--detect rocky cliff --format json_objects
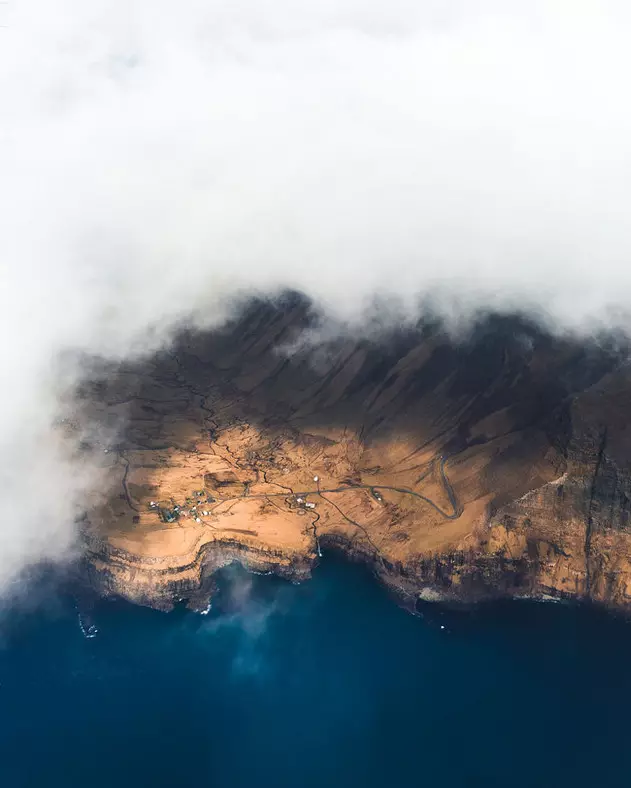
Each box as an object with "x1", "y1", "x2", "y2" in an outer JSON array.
[{"x1": 75, "y1": 297, "x2": 631, "y2": 613}]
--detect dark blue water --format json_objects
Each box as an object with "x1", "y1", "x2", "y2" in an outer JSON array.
[{"x1": 1, "y1": 559, "x2": 631, "y2": 788}]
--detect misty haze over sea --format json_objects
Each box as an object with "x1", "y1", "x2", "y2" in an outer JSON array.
[{"x1": 1, "y1": 559, "x2": 630, "y2": 788}]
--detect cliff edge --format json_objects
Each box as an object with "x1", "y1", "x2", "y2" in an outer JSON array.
[{"x1": 77, "y1": 300, "x2": 631, "y2": 613}]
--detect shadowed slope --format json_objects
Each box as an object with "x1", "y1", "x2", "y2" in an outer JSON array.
[{"x1": 75, "y1": 297, "x2": 631, "y2": 611}]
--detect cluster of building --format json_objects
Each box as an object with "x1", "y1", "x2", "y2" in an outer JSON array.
[{"x1": 149, "y1": 491, "x2": 215, "y2": 525}]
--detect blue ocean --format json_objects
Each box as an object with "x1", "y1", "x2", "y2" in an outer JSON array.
[{"x1": 1, "y1": 558, "x2": 630, "y2": 788}]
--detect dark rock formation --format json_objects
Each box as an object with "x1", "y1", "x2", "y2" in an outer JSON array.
[{"x1": 76, "y1": 297, "x2": 631, "y2": 613}]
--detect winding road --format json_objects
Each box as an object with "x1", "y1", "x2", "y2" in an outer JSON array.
[{"x1": 163, "y1": 454, "x2": 461, "y2": 524}]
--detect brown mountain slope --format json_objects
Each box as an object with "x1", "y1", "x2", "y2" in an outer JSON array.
[{"x1": 77, "y1": 299, "x2": 631, "y2": 612}]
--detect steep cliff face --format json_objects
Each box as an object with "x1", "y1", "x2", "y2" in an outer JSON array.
[
  {"x1": 481, "y1": 366, "x2": 631, "y2": 608},
  {"x1": 76, "y1": 299, "x2": 631, "y2": 612}
]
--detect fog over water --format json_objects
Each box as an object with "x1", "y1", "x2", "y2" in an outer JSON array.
[
  {"x1": 2, "y1": 560, "x2": 631, "y2": 788},
  {"x1": 2, "y1": 1, "x2": 631, "y2": 587}
]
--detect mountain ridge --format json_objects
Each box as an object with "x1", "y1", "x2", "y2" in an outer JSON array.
[{"x1": 75, "y1": 297, "x2": 631, "y2": 612}]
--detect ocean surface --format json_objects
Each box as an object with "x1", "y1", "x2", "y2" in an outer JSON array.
[{"x1": 1, "y1": 558, "x2": 631, "y2": 788}]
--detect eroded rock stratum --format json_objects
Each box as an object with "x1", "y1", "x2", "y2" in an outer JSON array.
[{"x1": 77, "y1": 298, "x2": 631, "y2": 612}]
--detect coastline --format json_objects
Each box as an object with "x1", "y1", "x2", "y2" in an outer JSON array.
[{"x1": 81, "y1": 522, "x2": 631, "y2": 617}]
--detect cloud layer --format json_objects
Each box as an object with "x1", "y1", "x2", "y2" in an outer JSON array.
[{"x1": 1, "y1": 0, "x2": 631, "y2": 590}]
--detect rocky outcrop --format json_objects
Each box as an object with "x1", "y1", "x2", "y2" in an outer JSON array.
[{"x1": 75, "y1": 299, "x2": 631, "y2": 613}]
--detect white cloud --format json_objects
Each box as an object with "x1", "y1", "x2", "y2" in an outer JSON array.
[{"x1": 1, "y1": 0, "x2": 631, "y2": 589}]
